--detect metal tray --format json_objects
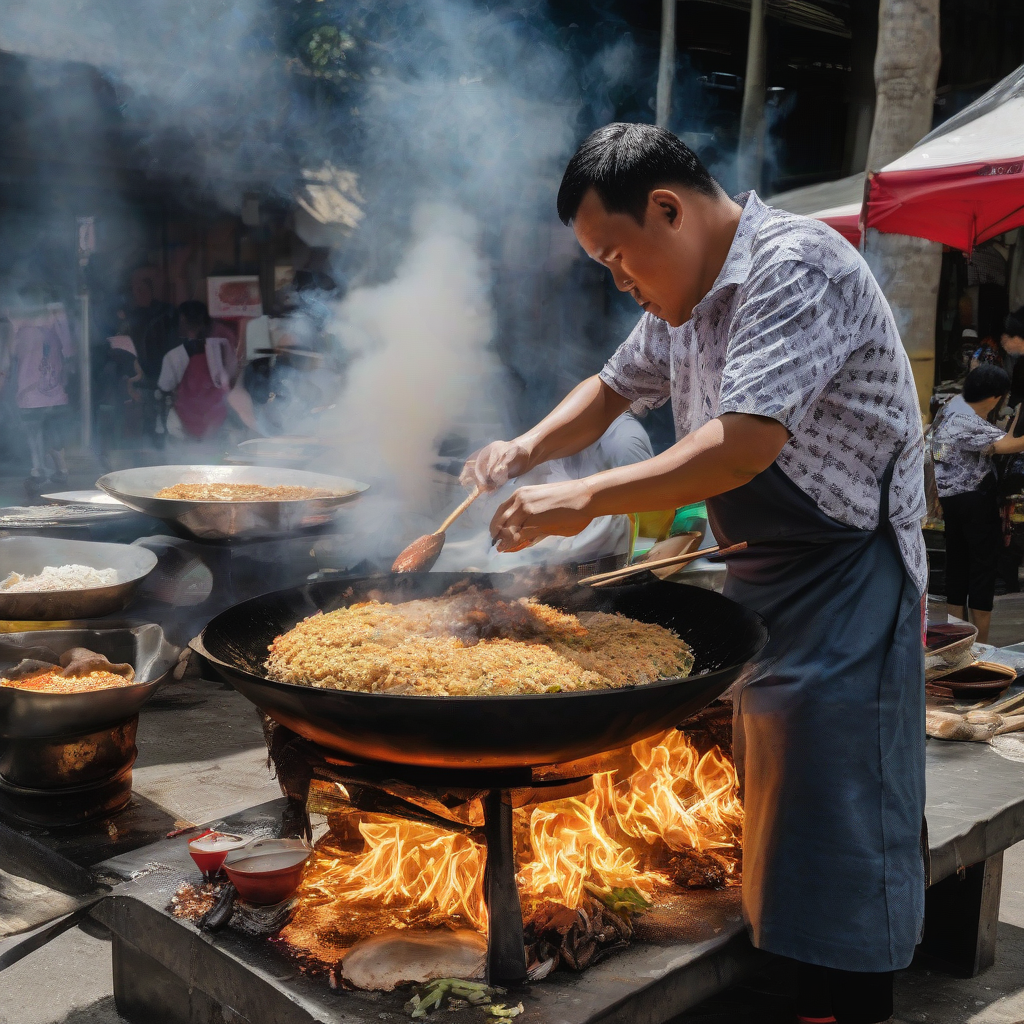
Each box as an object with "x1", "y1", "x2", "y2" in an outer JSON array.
[
  {"x1": 0, "y1": 624, "x2": 178, "y2": 740},
  {"x1": 0, "y1": 537, "x2": 158, "y2": 620},
  {"x1": 97, "y1": 465, "x2": 368, "y2": 542},
  {"x1": 42, "y1": 490, "x2": 126, "y2": 506}
]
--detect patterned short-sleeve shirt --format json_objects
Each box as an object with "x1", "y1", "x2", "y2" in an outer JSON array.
[
  {"x1": 599, "y1": 191, "x2": 928, "y2": 594},
  {"x1": 929, "y1": 394, "x2": 1004, "y2": 497}
]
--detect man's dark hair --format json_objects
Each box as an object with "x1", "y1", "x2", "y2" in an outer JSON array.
[
  {"x1": 963, "y1": 363, "x2": 1011, "y2": 403},
  {"x1": 556, "y1": 123, "x2": 721, "y2": 226},
  {"x1": 1004, "y1": 307, "x2": 1024, "y2": 340}
]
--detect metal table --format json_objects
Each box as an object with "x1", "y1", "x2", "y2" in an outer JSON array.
[
  {"x1": 918, "y1": 732, "x2": 1024, "y2": 975},
  {"x1": 91, "y1": 798, "x2": 764, "y2": 1024},
  {"x1": 3, "y1": 702, "x2": 1024, "y2": 1020},
  {"x1": 77, "y1": 735, "x2": 1024, "y2": 1023}
]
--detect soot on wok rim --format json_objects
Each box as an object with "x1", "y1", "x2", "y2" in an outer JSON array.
[{"x1": 196, "y1": 571, "x2": 768, "y2": 770}]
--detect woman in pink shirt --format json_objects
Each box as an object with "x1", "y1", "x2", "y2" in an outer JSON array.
[{"x1": 4, "y1": 303, "x2": 75, "y2": 495}]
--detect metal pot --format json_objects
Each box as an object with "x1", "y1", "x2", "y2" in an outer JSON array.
[{"x1": 0, "y1": 624, "x2": 178, "y2": 740}]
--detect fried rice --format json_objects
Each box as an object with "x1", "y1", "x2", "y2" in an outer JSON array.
[
  {"x1": 265, "y1": 589, "x2": 693, "y2": 696},
  {"x1": 0, "y1": 669, "x2": 135, "y2": 694},
  {"x1": 154, "y1": 483, "x2": 338, "y2": 501}
]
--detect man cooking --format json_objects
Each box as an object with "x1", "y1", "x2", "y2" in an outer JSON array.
[{"x1": 462, "y1": 124, "x2": 926, "y2": 1024}]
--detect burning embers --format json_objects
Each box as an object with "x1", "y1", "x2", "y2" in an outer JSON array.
[{"x1": 275, "y1": 727, "x2": 742, "y2": 973}]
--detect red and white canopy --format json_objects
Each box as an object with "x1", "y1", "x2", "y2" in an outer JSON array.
[
  {"x1": 864, "y1": 65, "x2": 1024, "y2": 252},
  {"x1": 812, "y1": 201, "x2": 862, "y2": 247},
  {"x1": 767, "y1": 173, "x2": 866, "y2": 246}
]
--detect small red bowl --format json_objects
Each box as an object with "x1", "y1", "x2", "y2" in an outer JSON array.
[
  {"x1": 223, "y1": 838, "x2": 311, "y2": 905},
  {"x1": 188, "y1": 831, "x2": 250, "y2": 877}
]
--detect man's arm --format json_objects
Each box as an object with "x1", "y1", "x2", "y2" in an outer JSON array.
[
  {"x1": 490, "y1": 412, "x2": 788, "y2": 550},
  {"x1": 991, "y1": 407, "x2": 1024, "y2": 454},
  {"x1": 462, "y1": 376, "x2": 629, "y2": 491}
]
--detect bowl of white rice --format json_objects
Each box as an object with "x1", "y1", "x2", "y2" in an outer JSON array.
[{"x1": 0, "y1": 538, "x2": 158, "y2": 620}]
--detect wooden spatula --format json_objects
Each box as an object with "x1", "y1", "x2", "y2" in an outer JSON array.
[{"x1": 391, "y1": 488, "x2": 482, "y2": 573}]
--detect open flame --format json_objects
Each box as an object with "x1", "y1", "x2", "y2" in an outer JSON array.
[
  {"x1": 604, "y1": 730, "x2": 744, "y2": 861},
  {"x1": 280, "y1": 729, "x2": 742, "y2": 964},
  {"x1": 519, "y1": 729, "x2": 743, "y2": 909},
  {"x1": 290, "y1": 815, "x2": 488, "y2": 931},
  {"x1": 332, "y1": 817, "x2": 487, "y2": 926}
]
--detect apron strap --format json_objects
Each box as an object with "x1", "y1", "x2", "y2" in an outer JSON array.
[{"x1": 877, "y1": 447, "x2": 902, "y2": 529}]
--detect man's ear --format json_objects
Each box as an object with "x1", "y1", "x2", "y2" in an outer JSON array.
[{"x1": 649, "y1": 189, "x2": 684, "y2": 231}]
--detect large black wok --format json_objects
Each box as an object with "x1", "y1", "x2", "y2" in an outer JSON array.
[{"x1": 195, "y1": 572, "x2": 768, "y2": 771}]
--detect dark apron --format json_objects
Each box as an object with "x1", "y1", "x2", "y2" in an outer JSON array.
[{"x1": 706, "y1": 460, "x2": 925, "y2": 972}]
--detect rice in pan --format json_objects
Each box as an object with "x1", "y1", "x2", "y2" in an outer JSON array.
[
  {"x1": 155, "y1": 483, "x2": 338, "y2": 501},
  {"x1": 266, "y1": 587, "x2": 693, "y2": 696},
  {"x1": 1, "y1": 669, "x2": 133, "y2": 694}
]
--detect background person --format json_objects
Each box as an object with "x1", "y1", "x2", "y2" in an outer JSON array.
[
  {"x1": 157, "y1": 301, "x2": 238, "y2": 441},
  {"x1": 931, "y1": 364, "x2": 1024, "y2": 642},
  {"x1": 436, "y1": 410, "x2": 654, "y2": 571},
  {"x1": 4, "y1": 296, "x2": 75, "y2": 495},
  {"x1": 1001, "y1": 307, "x2": 1024, "y2": 405},
  {"x1": 95, "y1": 305, "x2": 145, "y2": 463}
]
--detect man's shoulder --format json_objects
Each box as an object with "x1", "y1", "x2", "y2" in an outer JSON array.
[
  {"x1": 627, "y1": 310, "x2": 677, "y2": 345},
  {"x1": 748, "y1": 204, "x2": 867, "y2": 287}
]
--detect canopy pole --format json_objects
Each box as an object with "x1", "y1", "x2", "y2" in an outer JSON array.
[
  {"x1": 656, "y1": 0, "x2": 676, "y2": 128},
  {"x1": 738, "y1": 0, "x2": 767, "y2": 192}
]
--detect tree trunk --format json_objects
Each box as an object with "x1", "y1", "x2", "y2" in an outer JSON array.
[
  {"x1": 866, "y1": 233, "x2": 942, "y2": 413},
  {"x1": 738, "y1": 0, "x2": 767, "y2": 192},
  {"x1": 863, "y1": 0, "x2": 942, "y2": 415}
]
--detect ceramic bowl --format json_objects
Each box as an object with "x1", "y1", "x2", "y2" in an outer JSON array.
[
  {"x1": 223, "y1": 837, "x2": 312, "y2": 904},
  {"x1": 188, "y1": 831, "x2": 251, "y2": 877}
]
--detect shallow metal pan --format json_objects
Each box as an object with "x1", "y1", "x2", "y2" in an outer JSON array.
[
  {"x1": 0, "y1": 537, "x2": 158, "y2": 620},
  {"x1": 97, "y1": 465, "x2": 369, "y2": 542},
  {"x1": 0, "y1": 624, "x2": 178, "y2": 740},
  {"x1": 195, "y1": 572, "x2": 767, "y2": 771},
  {"x1": 41, "y1": 490, "x2": 127, "y2": 507}
]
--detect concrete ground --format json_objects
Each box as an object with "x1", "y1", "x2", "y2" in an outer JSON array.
[{"x1": 1, "y1": 595, "x2": 1023, "y2": 1024}]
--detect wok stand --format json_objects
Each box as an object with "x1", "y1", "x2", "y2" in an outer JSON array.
[
  {"x1": 273, "y1": 729, "x2": 609, "y2": 984},
  {"x1": 482, "y1": 789, "x2": 528, "y2": 982}
]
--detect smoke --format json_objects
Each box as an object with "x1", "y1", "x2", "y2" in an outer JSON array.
[
  {"x1": 324, "y1": 203, "x2": 504, "y2": 502},
  {"x1": 0, "y1": 0, "x2": 295, "y2": 209},
  {"x1": 0, "y1": 0, "x2": 642, "y2": 522}
]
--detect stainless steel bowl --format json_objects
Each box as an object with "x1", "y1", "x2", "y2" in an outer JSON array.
[
  {"x1": 97, "y1": 464, "x2": 369, "y2": 541},
  {"x1": 0, "y1": 624, "x2": 177, "y2": 740},
  {"x1": 0, "y1": 537, "x2": 158, "y2": 620}
]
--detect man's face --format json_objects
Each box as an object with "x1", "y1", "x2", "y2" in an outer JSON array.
[
  {"x1": 571, "y1": 187, "x2": 699, "y2": 327},
  {"x1": 1002, "y1": 332, "x2": 1024, "y2": 356}
]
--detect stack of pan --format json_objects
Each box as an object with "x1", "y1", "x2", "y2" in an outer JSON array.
[{"x1": 0, "y1": 537, "x2": 175, "y2": 825}]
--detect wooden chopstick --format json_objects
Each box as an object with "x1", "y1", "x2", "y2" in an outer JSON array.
[{"x1": 583, "y1": 542, "x2": 748, "y2": 588}]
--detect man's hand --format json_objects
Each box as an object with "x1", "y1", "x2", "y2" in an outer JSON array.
[
  {"x1": 461, "y1": 440, "x2": 532, "y2": 492},
  {"x1": 490, "y1": 479, "x2": 594, "y2": 552},
  {"x1": 485, "y1": 413, "x2": 788, "y2": 553}
]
